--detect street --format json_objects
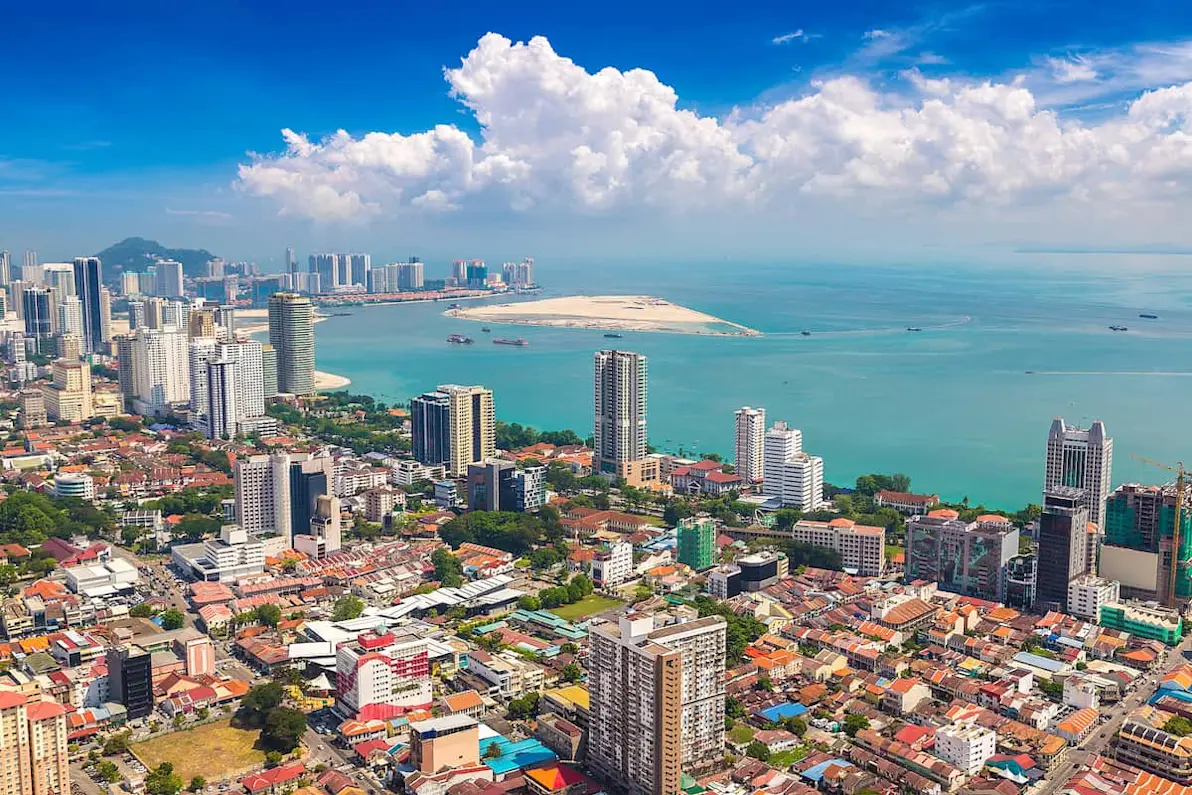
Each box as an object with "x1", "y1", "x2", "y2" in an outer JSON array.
[{"x1": 1037, "y1": 633, "x2": 1192, "y2": 794}]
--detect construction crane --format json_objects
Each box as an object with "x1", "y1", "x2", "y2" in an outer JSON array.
[{"x1": 1130, "y1": 454, "x2": 1187, "y2": 607}]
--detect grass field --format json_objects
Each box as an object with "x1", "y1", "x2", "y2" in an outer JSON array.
[
  {"x1": 132, "y1": 720, "x2": 266, "y2": 782},
  {"x1": 549, "y1": 594, "x2": 625, "y2": 621},
  {"x1": 727, "y1": 723, "x2": 755, "y2": 746},
  {"x1": 768, "y1": 746, "x2": 809, "y2": 769}
]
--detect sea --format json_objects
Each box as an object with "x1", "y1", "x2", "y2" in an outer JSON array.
[{"x1": 302, "y1": 255, "x2": 1192, "y2": 510}]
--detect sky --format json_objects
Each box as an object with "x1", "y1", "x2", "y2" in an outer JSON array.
[{"x1": 4, "y1": 0, "x2": 1192, "y2": 266}]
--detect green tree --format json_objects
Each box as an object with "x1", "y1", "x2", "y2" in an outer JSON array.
[
  {"x1": 256, "y1": 603, "x2": 282, "y2": 627},
  {"x1": 561, "y1": 663, "x2": 582, "y2": 683},
  {"x1": 262, "y1": 706, "x2": 307, "y2": 752},
  {"x1": 171, "y1": 513, "x2": 221, "y2": 542},
  {"x1": 784, "y1": 717, "x2": 807, "y2": 737},
  {"x1": 103, "y1": 731, "x2": 131, "y2": 755},
  {"x1": 237, "y1": 681, "x2": 285, "y2": 727},
  {"x1": 1165, "y1": 716, "x2": 1192, "y2": 737},
  {"x1": 754, "y1": 676, "x2": 773, "y2": 692},
  {"x1": 96, "y1": 761, "x2": 121, "y2": 783},
  {"x1": 485, "y1": 741, "x2": 503, "y2": 759},
  {"x1": 159, "y1": 608, "x2": 185, "y2": 630},
  {"x1": 746, "y1": 741, "x2": 771, "y2": 762},
  {"x1": 0, "y1": 564, "x2": 17, "y2": 589},
  {"x1": 843, "y1": 714, "x2": 869, "y2": 737},
  {"x1": 188, "y1": 776, "x2": 207, "y2": 792},
  {"x1": 726, "y1": 696, "x2": 745, "y2": 719},
  {"x1": 506, "y1": 692, "x2": 540, "y2": 720},
  {"x1": 146, "y1": 762, "x2": 184, "y2": 795},
  {"x1": 332, "y1": 595, "x2": 365, "y2": 622},
  {"x1": 517, "y1": 595, "x2": 541, "y2": 611},
  {"x1": 432, "y1": 547, "x2": 464, "y2": 587},
  {"x1": 439, "y1": 511, "x2": 545, "y2": 555}
]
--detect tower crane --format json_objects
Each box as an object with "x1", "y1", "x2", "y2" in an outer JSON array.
[{"x1": 1129, "y1": 454, "x2": 1187, "y2": 607}]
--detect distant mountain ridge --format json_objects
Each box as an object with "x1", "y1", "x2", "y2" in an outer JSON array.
[{"x1": 94, "y1": 237, "x2": 217, "y2": 280}]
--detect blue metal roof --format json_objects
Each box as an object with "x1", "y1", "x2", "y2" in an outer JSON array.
[
  {"x1": 800, "y1": 760, "x2": 853, "y2": 782},
  {"x1": 755, "y1": 702, "x2": 809, "y2": 722}
]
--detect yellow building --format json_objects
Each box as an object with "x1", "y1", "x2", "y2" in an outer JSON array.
[{"x1": 40, "y1": 359, "x2": 93, "y2": 422}]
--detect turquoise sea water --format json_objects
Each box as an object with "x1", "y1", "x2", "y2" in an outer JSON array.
[{"x1": 304, "y1": 256, "x2": 1192, "y2": 509}]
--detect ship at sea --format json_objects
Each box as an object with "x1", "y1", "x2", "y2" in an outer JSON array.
[
  {"x1": 906, "y1": 327, "x2": 922, "y2": 332},
  {"x1": 447, "y1": 334, "x2": 474, "y2": 344},
  {"x1": 1140, "y1": 313, "x2": 1159, "y2": 319},
  {"x1": 493, "y1": 338, "x2": 529, "y2": 347},
  {"x1": 482, "y1": 327, "x2": 492, "y2": 332},
  {"x1": 603, "y1": 333, "x2": 623, "y2": 338},
  {"x1": 1109, "y1": 325, "x2": 1128, "y2": 332}
]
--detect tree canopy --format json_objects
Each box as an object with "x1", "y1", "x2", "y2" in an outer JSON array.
[
  {"x1": 439, "y1": 511, "x2": 545, "y2": 555},
  {"x1": 432, "y1": 547, "x2": 464, "y2": 587},
  {"x1": 332, "y1": 595, "x2": 365, "y2": 622}
]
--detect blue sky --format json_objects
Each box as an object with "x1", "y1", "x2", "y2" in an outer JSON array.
[{"x1": 4, "y1": 0, "x2": 1192, "y2": 265}]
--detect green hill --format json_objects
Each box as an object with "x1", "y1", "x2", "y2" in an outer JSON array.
[{"x1": 95, "y1": 237, "x2": 217, "y2": 280}]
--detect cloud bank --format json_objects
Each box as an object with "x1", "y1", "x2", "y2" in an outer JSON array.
[{"x1": 237, "y1": 33, "x2": 1192, "y2": 224}]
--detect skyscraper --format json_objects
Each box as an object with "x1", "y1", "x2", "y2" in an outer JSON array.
[
  {"x1": 1045, "y1": 418, "x2": 1113, "y2": 531},
  {"x1": 589, "y1": 614, "x2": 726, "y2": 795},
  {"x1": 267, "y1": 292, "x2": 315, "y2": 395},
  {"x1": 0, "y1": 691, "x2": 70, "y2": 795},
  {"x1": 348, "y1": 253, "x2": 371, "y2": 286},
  {"x1": 285, "y1": 247, "x2": 297, "y2": 274},
  {"x1": 594, "y1": 350, "x2": 648, "y2": 479},
  {"x1": 130, "y1": 328, "x2": 190, "y2": 416},
  {"x1": 72, "y1": 257, "x2": 103, "y2": 353},
  {"x1": 762, "y1": 421, "x2": 801, "y2": 499},
  {"x1": 22, "y1": 250, "x2": 37, "y2": 275},
  {"x1": 429, "y1": 384, "x2": 495, "y2": 476},
  {"x1": 205, "y1": 359, "x2": 239, "y2": 440},
  {"x1": 1036, "y1": 486, "x2": 1091, "y2": 611},
  {"x1": 57, "y1": 296, "x2": 83, "y2": 338},
  {"x1": 289, "y1": 455, "x2": 334, "y2": 543},
  {"x1": 106, "y1": 645, "x2": 153, "y2": 719},
  {"x1": 1101, "y1": 483, "x2": 1192, "y2": 605},
  {"x1": 21, "y1": 288, "x2": 53, "y2": 341},
  {"x1": 154, "y1": 260, "x2": 184, "y2": 297},
  {"x1": 99, "y1": 286, "x2": 113, "y2": 349},
  {"x1": 905, "y1": 511, "x2": 1020, "y2": 601},
  {"x1": 309, "y1": 253, "x2": 341, "y2": 291},
  {"x1": 397, "y1": 259, "x2": 424, "y2": 290},
  {"x1": 261, "y1": 344, "x2": 278, "y2": 398},
  {"x1": 0, "y1": 250, "x2": 9, "y2": 284},
  {"x1": 411, "y1": 390, "x2": 452, "y2": 466},
  {"x1": 733, "y1": 406, "x2": 766, "y2": 484},
  {"x1": 467, "y1": 459, "x2": 516, "y2": 511}
]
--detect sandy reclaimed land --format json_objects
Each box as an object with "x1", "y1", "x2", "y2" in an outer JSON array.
[
  {"x1": 314, "y1": 370, "x2": 352, "y2": 390},
  {"x1": 445, "y1": 295, "x2": 760, "y2": 336}
]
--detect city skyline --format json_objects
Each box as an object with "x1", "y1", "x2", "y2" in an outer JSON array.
[{"x1": 4, "y1": 2, "x2": 1192, "y2": 260}]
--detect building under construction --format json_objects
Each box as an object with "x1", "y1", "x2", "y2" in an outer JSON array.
[{"x1": 1101, "y1": 483, "x2": 1192, "y2": 605}]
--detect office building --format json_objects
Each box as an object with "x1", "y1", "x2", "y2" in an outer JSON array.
[
  {"x1": 1101, "y1": 483, "x2": 1192, "y2": 605},
  {"x1": 514, "y1": 464, "x2": 547, "y2": 512},
  {"x1": 40, "y1": 360, "x2": 93, "y2": 422},
  {"x1": 106, "y1": 645, "x2": 153, "y2": 718},
  {"x1": 1036, "y1": 486, "x2": 1091, "y2": 611},
  {"x1": 0, "y1": 691, "x2": 70, "y2": 795},
  {"x1": 733, "y1": 406, "x2": 766, "y2": 484},
  {"x1": 408, "y1": 715, "x2": 480, "y2": 774},
  {"x1": 905, "y1": 511, "x2": 1020, "y2": 601},
  {"x1": 1003, "y1": 554, "x2": 1037, "y2": 609},
  {"x1": 235, "y1": 453, "x2": 294, "y2": 538},
  {"x1": 335, "y1": 629, "x2": 433, "y2": 717},
  {"x1": 54, "y1": 472, "x2": 95, "y2": 501},
  {"x1": 130, "y1": 327, "x2": 190, "y2": 416},
  {"x1": 592, "y1": 541, "x2": 634, "y2": 588},
  {"x1": 18, "y1": 390, "x2": 47, "y2": 430},
  {"x1": 289, "y1": 454, "x2": 334, "y2": 544},
  {"x1": 294, "y1": 493, "x2": 342, "y2": 559},
  {"x1": 183, "y1": 524, "x2": 266, "y2": 582},
  {"x1": 589, "y1": 614, "x2": 726, "y2": 795},
  {"x1": 72, "y1": 257, "x2": 103, "y2": 353},
  {"x1": 20, "y1": 287, "x2": 53, "y2": 341},
  {"x1": 935, "y1": 721, "x2": 996, "y2": 776},
  {"x1": 677, "y1": 516, "x2": 716, "y2": 570},
  {"x1": 1045, "y1": 418, "x2": 1113, "y2": 534},
  {"x1": 790, "y1": 518, "x2": 886, "y2": 576},
  {"x1": 593, "y1": 350, "x2": 648, "y2": 481},
  {"x1": 155, "y1": 260, "x2": 184, "y2": 297},
  {"x1": 1067, "y1": 575, "x2": 1121, "y2": 620},
  {"x1": 737, "y1": 550, "x2": 788, "y2": 590},
  {"x1": 467, "y1": 459, "x2": 516, "y2": 511},
  {"x1": 267, "y1": 293, "x2": 315, "y2": 394}
]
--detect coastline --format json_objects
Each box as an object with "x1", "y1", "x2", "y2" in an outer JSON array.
[{"x1": 314, "y1": 370, "x2": 352, "y2": 391}]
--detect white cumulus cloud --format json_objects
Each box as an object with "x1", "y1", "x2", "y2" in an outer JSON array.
[{"x1": 237, "y1": 33, "x2": 1192, "y2": 224}]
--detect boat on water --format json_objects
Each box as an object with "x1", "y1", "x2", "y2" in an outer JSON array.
[
  {"x1": 801, "y1": 330, "x2": 811, "y2": 336},
  {"x1": 1140, "y1": 313, "x2": 1159, "y2": 319},
  {"x1": 603, "y1": 333, "x2": 623, "y2": 338},
  {"x1": 447, "y1": 334, "x2": 474, "y2": 344},
  {"x1": 448, "y1": 303, "x2": 461, "y2": 310},
  {"x1": 906, "y1": 327, "x2": 922, "y2": 332},
  {"x1": 493, "y1": 337, "x2": 529, "y2": 346},
  {"x1": 1109, "y1": 325, "x2": 1128, "y2": 332},
  {"x1": 482, "y1": 327, "x2": 492, "y2": 332}
]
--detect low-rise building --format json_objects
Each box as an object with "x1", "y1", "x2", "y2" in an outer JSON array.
[
  {"x1": 935, "y1": 720, "x2": 997, "y2": 775},
  {"x1": 408, "y1": 714, "x2": 480, "y2": 774},
  {"x1": 1115, "y1": 705, "x2": 1192, "y2": 783},
  {"x1": 1099, "y1": 601, "x2": 1183, "y2": 645},
  {"x1": 591, "y1": 541, "x2": 633, "y2": 588},
  {"x1": 1054, "y1": 707, "x2": 1099, "y2": 745},
  {"x1": 1067, "y1": 575, "x2": 1121, "y2": 621},
  {"x1": 468, "y1": 650, "x2": 546, "y2": 699},
  {"x1": 790, "y1": 518, "x2": 885, "y2": 576}
]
